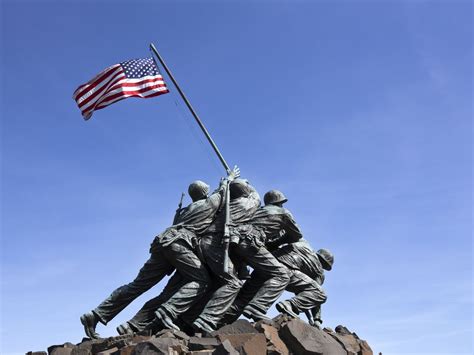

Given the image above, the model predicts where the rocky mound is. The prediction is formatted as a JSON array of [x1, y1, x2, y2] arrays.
[[27, 317, 373, 355]]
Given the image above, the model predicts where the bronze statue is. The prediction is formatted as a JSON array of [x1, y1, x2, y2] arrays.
[[191, 178, 261, 333], [80, 178, 335, 338]]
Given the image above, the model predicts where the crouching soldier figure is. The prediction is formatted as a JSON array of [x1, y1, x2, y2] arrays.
[[223, 239, 333, 329], [274, 242, 334, 328]]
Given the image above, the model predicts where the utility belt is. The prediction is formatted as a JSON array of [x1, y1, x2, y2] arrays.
[[230, 224, 266, 248], [150, 225, 196, 253]]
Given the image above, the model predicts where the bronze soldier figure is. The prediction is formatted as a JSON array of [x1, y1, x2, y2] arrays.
[[193, 188, 303, 332], [223, 240, 333, 328], [274, 244, 333, 328], [191, 178, 261, 333]]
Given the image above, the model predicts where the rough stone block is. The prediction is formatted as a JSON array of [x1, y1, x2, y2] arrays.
[[132, 338, 183, 355], [213, 319, 258, 335], [254, 318, 280, 330], [335, 325, 351, 335], [187, 351, 214, 355], [217, 333, 266, 355], [256, 323, 289, 355], [129, 335, 153, 344], [279, 319, 346, 355], [91, 337, 128, 353], [241, 333, 266, 355], [188, 337, 220, 350], [48, 342, 75, 355], [117, 345, 135, 355], [271, 314, 292, 330], [213, 339, 239, 355], [96, 347, 118, 355], [335, 334, 361, 354], [71, 339, 102, 355], [331, 325, 373, 355], [26, 352, 47, 355], [155, 329, 190, 342], [359, 340, 374, 355], [49, 348, 73, 355]]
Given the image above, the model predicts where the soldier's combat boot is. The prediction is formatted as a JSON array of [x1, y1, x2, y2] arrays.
[[312, 319, 322, 329], [156, 308, 181, 331], [80, 311, 100, 339], [116, 322, 136, 336], [140, 317, 164, 336], [276, 301, 299, 319], [242, 305, 272, 322], [192, 318, 214, 335]]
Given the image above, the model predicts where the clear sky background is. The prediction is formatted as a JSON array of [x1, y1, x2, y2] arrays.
[[1, 1, 472, 354]]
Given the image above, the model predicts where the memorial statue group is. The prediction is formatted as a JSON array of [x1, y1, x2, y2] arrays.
[[80, 167, 334, 339]]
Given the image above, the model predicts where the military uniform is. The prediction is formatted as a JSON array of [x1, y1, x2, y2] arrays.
[[217, 205, 303, 324], [192, 180, 261, 331], [273, 240, 327, 320], [223, 239, 328, 325], [235, 204, 303, 318], [194, 190, 303, 330]]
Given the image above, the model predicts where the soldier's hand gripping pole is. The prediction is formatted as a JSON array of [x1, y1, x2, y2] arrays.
[[221, 165, 239, 273]]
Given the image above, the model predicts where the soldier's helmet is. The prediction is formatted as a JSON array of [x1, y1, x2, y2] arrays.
[[317, 249, 334, 271], [230, 178, 252, 199], [188, 180, 210, 202], [264, 190, 288, 206]]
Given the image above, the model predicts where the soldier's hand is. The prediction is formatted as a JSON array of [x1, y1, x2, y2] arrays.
[[227, 165, 240, 181]]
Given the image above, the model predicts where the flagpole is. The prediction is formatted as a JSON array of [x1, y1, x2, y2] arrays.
[[149, 43, 231, 174]]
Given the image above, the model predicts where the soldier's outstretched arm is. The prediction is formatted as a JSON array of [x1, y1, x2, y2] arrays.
[[283, 211, 303, 242], [266, 213, 303, 250], [207, 165, 241, 212]]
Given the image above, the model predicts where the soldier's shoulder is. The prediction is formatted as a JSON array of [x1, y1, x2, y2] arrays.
[[261, 204, 282, 213], [281, 207, 296, 218], [261, 205, 293, 216], [294, 238, 312, 248]]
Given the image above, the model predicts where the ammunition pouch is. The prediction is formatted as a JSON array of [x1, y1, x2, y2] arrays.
[[232, 224, 266, 249]]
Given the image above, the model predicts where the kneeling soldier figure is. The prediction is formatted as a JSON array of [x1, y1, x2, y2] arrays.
[[273, 242, 334, 328]]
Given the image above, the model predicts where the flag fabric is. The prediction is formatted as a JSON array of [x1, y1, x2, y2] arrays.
[[73, 57, 169, 120]]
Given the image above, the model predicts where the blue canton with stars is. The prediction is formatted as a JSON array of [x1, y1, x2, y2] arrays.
[[120, 58, 160, 78]]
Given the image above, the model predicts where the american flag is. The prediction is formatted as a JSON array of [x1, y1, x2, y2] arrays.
[[73, 57, 169, 120]]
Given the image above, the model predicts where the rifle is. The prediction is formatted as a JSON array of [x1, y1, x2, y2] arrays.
[[222, 179, 232, 273], [172, 192, 185, 225], [178, 192, 185, 210]]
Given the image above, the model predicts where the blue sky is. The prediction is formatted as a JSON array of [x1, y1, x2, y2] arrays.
[[1, 1, 472, 354]]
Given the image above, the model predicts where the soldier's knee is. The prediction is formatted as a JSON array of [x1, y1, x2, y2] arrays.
[[197, 281, 211, 294], [277, 268, 291, 284], [319, 289, 328, 304], [228, 277, 244, 291], [198, 277, 211, 293], [195, 269, 211, 285]]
